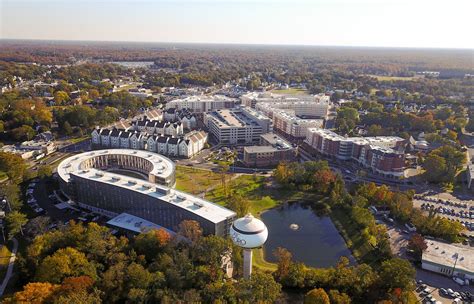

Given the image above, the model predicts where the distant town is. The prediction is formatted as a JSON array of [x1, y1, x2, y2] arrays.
[[0, 41, 473, 303]]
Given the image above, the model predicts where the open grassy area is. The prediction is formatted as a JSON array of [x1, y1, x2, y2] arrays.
[[0, 242, 13, 280], [270, 88, 308, 95], [366, 74, 416, 81], [205, 174, 322, 216], [253, 248, 277, 272], [68, 135, 91, 144], [175, 166, 228, 195]]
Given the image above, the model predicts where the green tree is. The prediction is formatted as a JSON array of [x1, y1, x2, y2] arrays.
[[37, 165, 53, 179], [227, 193, 250, 217], [379, 258, 415, 291], [304, 288, 330, 304], [5, 211, 28, 239], [237, 272, 281, 303], [63, 121, 73, 135], [11, 125, 36, 141], [0, 183, 22, 210]]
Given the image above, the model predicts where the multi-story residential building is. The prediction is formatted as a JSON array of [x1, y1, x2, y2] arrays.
[[57, 150, 236, 236], [165, 95, 236, 113], [241, 92, 329, 139], [272, 109, 324, 138], [305, 128, 406, 178], [131, 118, 184, 137], [204, 107, 272, 145], [164, 108, 198, 130], [243, 133, 297, 167]]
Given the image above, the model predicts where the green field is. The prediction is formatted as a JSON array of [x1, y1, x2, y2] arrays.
[[175, 166, 228, 195], [270, 88, 308, 95], [205, 174, 321, 216], [366, 74, 416, 81]]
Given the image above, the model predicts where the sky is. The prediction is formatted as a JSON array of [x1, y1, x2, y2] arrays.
[[1, 0, 473, 49]]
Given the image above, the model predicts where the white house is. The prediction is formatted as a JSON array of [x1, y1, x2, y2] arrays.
[[130, 132, 140, 150], [147, 136, 158, 152], [109, 129, 122, 148], [157, 136, 169, 155], [119, 131, 132, 148], [92, 128, 101, 145], [167, 138, 180, 156], [100, 129, 111, 147]]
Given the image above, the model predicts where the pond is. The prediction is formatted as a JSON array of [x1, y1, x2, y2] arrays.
[[261, 202, 356, 268]]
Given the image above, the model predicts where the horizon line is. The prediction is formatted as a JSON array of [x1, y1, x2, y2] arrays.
[[1, 38, 473, 51]]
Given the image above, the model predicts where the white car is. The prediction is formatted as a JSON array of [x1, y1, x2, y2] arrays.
[[453, 277, 465, 286], [34, 207, 45, 214]]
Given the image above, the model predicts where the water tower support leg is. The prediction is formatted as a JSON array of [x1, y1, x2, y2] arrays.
[[243, 249, 252, 279]]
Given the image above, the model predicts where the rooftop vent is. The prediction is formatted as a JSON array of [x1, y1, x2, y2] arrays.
[[155, 187, 170, 195]]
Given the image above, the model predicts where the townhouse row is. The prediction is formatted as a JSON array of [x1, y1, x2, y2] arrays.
[[91, 128, 207, 158]]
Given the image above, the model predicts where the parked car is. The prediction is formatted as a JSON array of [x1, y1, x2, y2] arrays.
[[453, 277, 465, 286]]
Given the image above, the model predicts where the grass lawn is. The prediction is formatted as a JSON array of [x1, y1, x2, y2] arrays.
[[175, 166, 228, 195], [205, 174, 322, 216], [253, 248, 277, 272], [0, 171, 7, 182], [68, 135, 91, 144], [0, 242, 13, 280], [270, 88, 308, 95]]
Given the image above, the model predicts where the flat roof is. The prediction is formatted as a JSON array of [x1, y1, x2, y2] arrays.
[[57, 149, 175, 183], [72, 168, 236, 224], [107, 212, 176, 234], [422, 239, 474, 275], [244, 146, 279, 153]]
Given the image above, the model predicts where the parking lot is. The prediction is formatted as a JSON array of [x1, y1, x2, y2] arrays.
[[415, 279, 473, 304], [24, 178, 111, 232], [413, 194, 474, 237]]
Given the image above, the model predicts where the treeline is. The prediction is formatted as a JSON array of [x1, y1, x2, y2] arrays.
[[0, 89, 153, 142], [8, 220, 282, 303], [273, 248, 415, 304], [355, 183, 464, 242]]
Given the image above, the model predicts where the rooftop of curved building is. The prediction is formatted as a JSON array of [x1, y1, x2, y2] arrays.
[[57, 149, 175, 183]]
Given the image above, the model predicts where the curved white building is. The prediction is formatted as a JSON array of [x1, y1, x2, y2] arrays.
[[57, 149, 236, 236], [58, 149, 176, 187]]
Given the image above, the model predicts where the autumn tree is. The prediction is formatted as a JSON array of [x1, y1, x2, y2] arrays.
[[0, 151, 27, 182], [178, 220, 203, 243], [8, 282, 59, 303], [35, 247, 98, 283], [329, 290, 352, 304], [273, 247, 293, 281], [304, 288, 330, 304], [407, 234, 427, 260], [133, 228, 171, 261]]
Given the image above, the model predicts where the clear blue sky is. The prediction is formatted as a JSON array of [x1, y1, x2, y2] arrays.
[[1, 0, 473, 48]]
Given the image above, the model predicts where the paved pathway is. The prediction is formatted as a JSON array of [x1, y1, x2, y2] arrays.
[[0, 238, 18, 297]]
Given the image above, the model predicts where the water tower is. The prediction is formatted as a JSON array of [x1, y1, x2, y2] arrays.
[[230, 213, 268, 279]]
